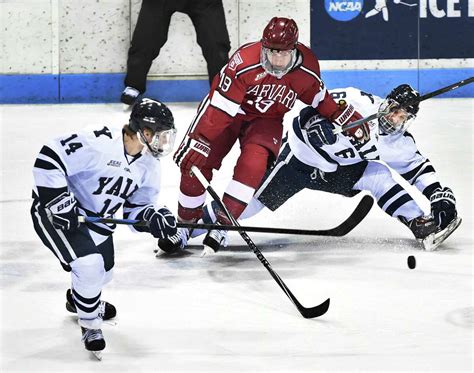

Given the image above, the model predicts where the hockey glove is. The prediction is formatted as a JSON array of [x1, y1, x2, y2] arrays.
[[301, 110, 337, 148], [430, 187, 457, 230], [174, 134, 211, 174], [143, 207, 178, 239], [45, 191, 79, 232], [331, 103, 370, 142]]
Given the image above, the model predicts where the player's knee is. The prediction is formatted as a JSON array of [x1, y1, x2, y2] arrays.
[[70, 254, 105, 295], [179, 168, 211, 197], [235, 144, 270, 188], [364, 162, 394, 186]]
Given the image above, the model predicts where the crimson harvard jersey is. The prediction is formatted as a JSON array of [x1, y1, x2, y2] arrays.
[[190, 41, 341, 142]]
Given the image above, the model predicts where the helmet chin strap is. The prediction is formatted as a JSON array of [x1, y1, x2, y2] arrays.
[[137, 129, 156, 157]]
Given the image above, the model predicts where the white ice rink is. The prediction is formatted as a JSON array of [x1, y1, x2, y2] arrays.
[[1, 98, 472, 372]]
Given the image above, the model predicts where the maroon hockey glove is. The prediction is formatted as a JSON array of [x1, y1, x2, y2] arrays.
[[174, 134, 211, 174], [331, 103, 370, 142]]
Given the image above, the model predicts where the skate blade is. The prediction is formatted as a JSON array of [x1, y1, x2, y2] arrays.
[[91, 351, 103, 361], [122, 103, 132, 111], [154, 248, 168, 257], [422, 217, 462, 251], [200, 245, 217, 258]]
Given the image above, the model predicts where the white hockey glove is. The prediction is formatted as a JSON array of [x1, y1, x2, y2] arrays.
[[45, 191, 79, 232], [430, 187, 457, 230]]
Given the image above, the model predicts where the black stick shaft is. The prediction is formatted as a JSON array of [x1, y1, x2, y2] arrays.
[[190, 166, 330, 319]]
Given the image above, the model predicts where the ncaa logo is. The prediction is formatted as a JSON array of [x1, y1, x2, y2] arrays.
[[325, 0, 363, 22]]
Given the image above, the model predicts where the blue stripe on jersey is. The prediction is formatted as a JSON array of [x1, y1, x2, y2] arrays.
[[34, 158, 58, 170], [123, 200, 148, 209], [39, 145, 68, 176], [401, 160, 435, 183], [36, 186, 68, 205]]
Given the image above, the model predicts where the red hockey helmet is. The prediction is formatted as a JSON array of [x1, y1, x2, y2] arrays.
[[261, 17, 299, 50]]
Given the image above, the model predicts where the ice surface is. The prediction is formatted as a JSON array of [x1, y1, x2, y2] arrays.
[[0, 99, 472, 372]]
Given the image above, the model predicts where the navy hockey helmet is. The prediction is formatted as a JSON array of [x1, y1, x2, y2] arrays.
[[378, 84, 420, 135], [129, 98, 177, 158], [129, 98, 175, 133]]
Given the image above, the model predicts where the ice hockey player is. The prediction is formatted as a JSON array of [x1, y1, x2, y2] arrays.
[[161, 17, 371, 256], [233, 84, 461, 251], [30, 98, 184, 358]]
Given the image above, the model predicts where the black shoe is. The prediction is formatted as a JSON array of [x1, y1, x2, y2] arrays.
[[399, 215, 438, 240], [66, 289, 117, 320], [81, 327, 106, 352], [120, 86, 140, 105]]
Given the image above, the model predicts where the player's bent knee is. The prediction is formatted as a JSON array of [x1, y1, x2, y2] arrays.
[[235, 144, 271, 189], [70, 254, 105, 295]]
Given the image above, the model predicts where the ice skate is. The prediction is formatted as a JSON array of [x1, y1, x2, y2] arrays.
[[155, 227, 190, 256], [399, 215, 438, 240], [201, 228, 228, 257], [421, 216, 462, 251], [81, 327, 105, 360], [66, 289, 117, 320]]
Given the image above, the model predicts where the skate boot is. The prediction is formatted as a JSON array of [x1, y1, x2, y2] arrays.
[[81, 327, 105, 359], [120, 86, 140, 105], [420, 216, 462, 251], [399, 215, 462, 251], [66, 289, 117, 320], [399, 215, 437, 240], [155, 227, 190, 256], [201, 228, 228, 257]]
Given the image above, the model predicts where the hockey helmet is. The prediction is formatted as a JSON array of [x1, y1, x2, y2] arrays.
[[378, 84, 420, 135], [129, 98, 176, 158], [260, 17, 298, 79]]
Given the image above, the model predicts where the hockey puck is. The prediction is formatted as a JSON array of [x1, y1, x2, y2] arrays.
[[407, 255, 416, 269]]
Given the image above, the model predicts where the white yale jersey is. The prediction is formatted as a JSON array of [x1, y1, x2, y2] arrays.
[[33, 125, 161, 244], [288, 87, 438, 193]]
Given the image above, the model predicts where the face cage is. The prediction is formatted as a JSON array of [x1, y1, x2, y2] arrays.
[[378, 99, 416, 135], [139, 128, 177, 159], [260, 47, 297, 79]]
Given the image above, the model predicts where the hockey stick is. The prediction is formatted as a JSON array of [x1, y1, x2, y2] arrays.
[[78, 195, 373, 237], [190, 166, 330, 319], [334, 76, 474, 134]]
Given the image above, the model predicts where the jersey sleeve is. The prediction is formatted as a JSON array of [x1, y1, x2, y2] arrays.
[[192, 52, 251, 142], [383, 132, 440, 197], [32, 130, 97, 205], [122, 162, 162, 234]]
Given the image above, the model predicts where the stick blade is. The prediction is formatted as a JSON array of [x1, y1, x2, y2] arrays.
[[298, 298, 330, 319], [324, 195, 374, 236]]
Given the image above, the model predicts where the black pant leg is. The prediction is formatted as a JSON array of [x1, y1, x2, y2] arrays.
[[31, 199, 100, 268], [186, 0, 231, 85], [255, 144, 307, 211], [125, 0, 174, 92]]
